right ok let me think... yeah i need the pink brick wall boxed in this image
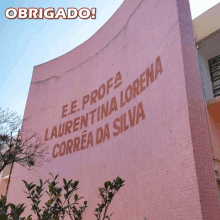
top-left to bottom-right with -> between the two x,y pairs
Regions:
8,0 -> 220,219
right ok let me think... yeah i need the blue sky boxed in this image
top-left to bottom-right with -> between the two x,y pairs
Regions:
1,0 -> 220,117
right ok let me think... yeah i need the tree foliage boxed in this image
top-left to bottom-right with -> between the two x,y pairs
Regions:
0,107 -> 48,173
22,173 -> 87,220
0,174 -> 125,220
94,177 -> 125,220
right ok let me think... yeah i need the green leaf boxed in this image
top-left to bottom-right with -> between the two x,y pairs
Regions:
99,188 -> 102,194
55,174 -> 59,180
29,184 -> 36,191
108,192 -> 113,199
74,194 -> 78,201
73,181 -> 79,188
31,190 -> 35,196
22,180 -> 28,188
9,203 -> 16,210
36,186 -> 41,195
116,176 -> 122,185
104,182 -> 108,190
63,178 -> 67,186
58,187 -> 62,194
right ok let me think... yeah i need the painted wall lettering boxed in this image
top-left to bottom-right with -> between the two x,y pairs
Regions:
44,56 -> 163,158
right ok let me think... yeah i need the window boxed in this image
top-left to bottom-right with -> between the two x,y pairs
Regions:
209,55 -> 220,97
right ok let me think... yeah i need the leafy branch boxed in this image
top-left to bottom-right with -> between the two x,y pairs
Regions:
94,177 -> 125,220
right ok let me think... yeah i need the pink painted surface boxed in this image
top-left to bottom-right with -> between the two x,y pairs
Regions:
8,0 -> 220,219
207,102 -> 220,160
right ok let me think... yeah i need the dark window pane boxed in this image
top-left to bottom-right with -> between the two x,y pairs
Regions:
209,55 -> 220,97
